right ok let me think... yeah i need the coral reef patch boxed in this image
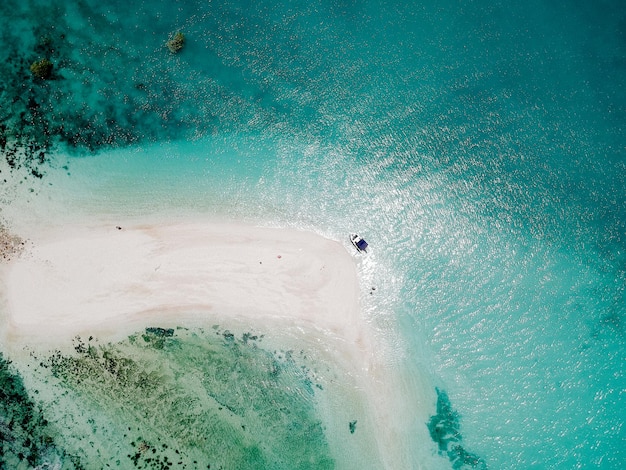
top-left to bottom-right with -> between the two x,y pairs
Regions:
166,32 -> 185,54
29,58 -> 53,80
0,1 -> 257,181
23,326 -> 334,469
0,353 -> 81,469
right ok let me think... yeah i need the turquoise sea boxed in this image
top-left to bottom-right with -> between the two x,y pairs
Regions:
1,0 -> 625,468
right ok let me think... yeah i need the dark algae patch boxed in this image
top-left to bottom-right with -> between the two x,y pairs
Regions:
427,388 -> 487,469
0,352 -> 81,469
349,420 -> 357,434
30,327 -> 334,469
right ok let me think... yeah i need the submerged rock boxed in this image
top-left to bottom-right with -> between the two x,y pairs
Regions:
166,32 -> 185,53
349,420 -> 357,434
145,327 -> 175,337
427,388 -> 487,469
427,388 -> 461,451
29,58 -> 53,80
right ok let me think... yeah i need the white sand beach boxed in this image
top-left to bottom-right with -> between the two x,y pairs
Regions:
1,221 -> 368,349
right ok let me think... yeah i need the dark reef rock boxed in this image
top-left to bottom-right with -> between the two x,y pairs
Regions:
427,388 -> 487,469
0,352 -> 80,468
29,58 -> 53,80
166,31 -> 185,53
142,327 -> 176,350
349,420 -> 357,434
427,388 -> 461,452
145,327 -> 175,337
1,5 -> 208,182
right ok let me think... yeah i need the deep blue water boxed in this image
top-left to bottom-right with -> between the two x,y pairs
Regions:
1,0 -> 625,468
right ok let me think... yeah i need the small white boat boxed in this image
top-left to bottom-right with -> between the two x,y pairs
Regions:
350,234 -> 368,253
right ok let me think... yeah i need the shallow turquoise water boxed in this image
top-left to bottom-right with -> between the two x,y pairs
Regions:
1,0 -> 625,468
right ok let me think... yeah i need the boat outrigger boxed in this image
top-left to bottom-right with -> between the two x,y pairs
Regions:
350,234 -> 368,253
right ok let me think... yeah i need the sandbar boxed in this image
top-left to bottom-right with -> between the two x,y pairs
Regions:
1,221 -> 369,351
0,219 -> 427,468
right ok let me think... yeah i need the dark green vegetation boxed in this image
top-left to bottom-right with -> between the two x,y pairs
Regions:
0,353 -> 81,469
427,388 -> 487,469
35,326 -> 334,469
